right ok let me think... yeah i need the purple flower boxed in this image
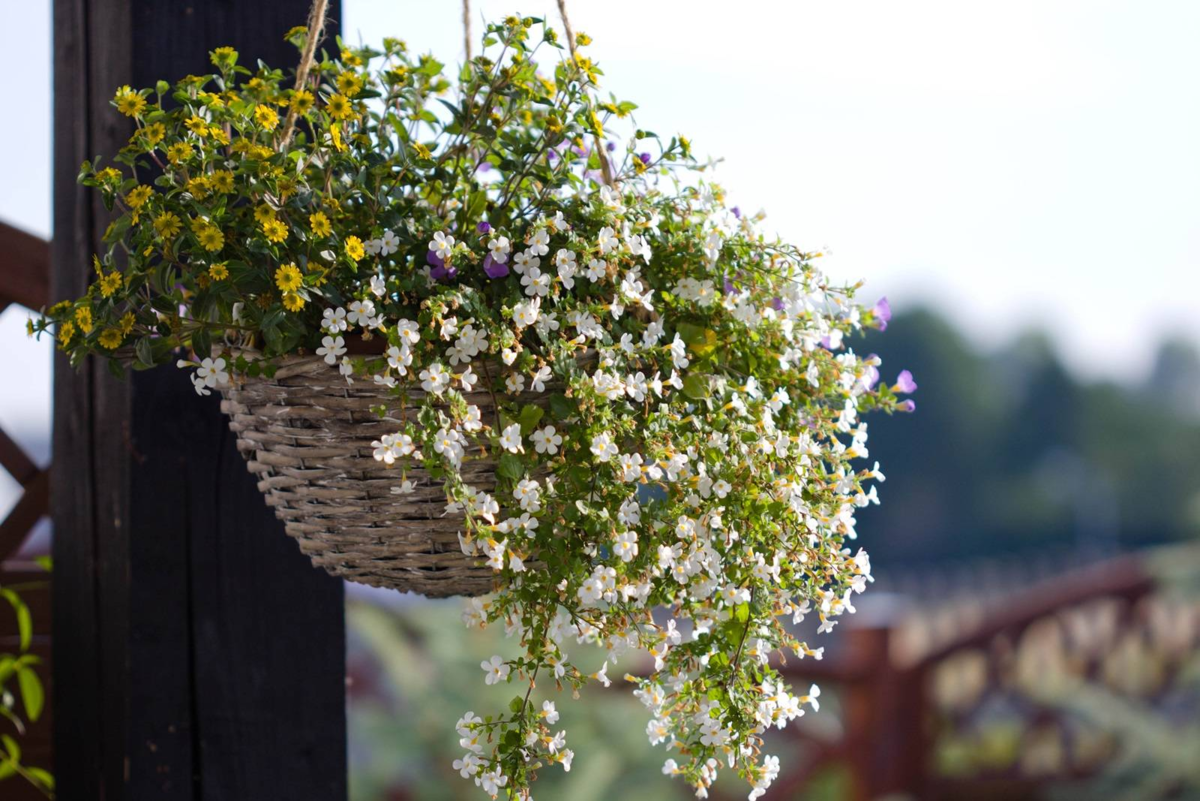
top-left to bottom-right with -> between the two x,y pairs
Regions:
723,278 -> 737,294
482,253 -> 509,279
426,250 -> 445,269
573,145 -> 590,158
605,141 -> 616,152
771,297 -> 785,312
731,206 -> 742,220
898,399 -> 916,413
893,370 -> 918,394
477,221 -> 492,234
638,152 -> 651,165
864,357 -> 881,390
873,296 -> 892,331
430,263 -> 457,282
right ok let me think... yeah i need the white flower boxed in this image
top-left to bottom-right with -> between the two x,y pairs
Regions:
481,655 -> 509,685
369,275 -> 386,297
590,661 -> 611,687
347,299 -> 376,327
196,357 -> 229,387
429,231 -> 455,260
532,425 -> 562,455
512,249 -> 539,274
420,363 -> 451,394
513,297 -> 541,328
585,258 -> 607,281
713,479 -> 731,498
316,335 -> 346,365
549,210 -> 570,232
322,306 -> 348,334
528,227 -> 550,256
378,229 -> 400,256
488,235 -> 511,263
395,318 -> 421,344
459,366 -> 478,392
505,373 -> 526,394
541,700 -> 559,724
339,357 -> 354,384
597,226 -> 619,254
614,530 -> 639,562
386,345 -> 412,376
514,478 -> 541,512
500,423 -> 524,454
530,365 -> 552,393
591,432 -> 618,463
390,479 -> 416,495
521,267 -> 551,297
364,237 -> 382,256
480,770 -> 508,796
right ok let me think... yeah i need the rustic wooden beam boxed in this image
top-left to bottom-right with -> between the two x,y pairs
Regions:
51,2 -> 346,799
0,220 -> 50,311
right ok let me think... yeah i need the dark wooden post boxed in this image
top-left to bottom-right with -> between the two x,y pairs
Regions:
51,2 -> 346,799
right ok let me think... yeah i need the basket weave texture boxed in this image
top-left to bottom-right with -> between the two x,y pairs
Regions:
218,353 -> 497,597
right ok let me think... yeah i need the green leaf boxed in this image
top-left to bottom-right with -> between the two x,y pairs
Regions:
17,667 -> 43,722
0,758 -> 16,780
682,375 -> 710,400
33,556 -> 51,572
1,735 -> 19,762
517,404 -> 544,435
497,453 -> 525,481
734,602 -> 750,623
508,696 -> 525,714
26,767 -> 53,789
0,590 -> 30,652
548,394 -> 575,420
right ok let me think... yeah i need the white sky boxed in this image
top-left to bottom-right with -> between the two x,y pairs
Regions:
2,0 -> 1198,464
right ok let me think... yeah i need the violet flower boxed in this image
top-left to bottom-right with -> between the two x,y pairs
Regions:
873,296 -> 892,331
477,221 -> 492,234
638,152 -> 651,165
482,253 -> 509,279
731,206 -> 742,219
893,370 -> 917,394
898,400 -> 916,412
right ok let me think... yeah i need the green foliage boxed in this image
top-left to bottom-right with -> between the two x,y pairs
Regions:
0,574 -> 53,798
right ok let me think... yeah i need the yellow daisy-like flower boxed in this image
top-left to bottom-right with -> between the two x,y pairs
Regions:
141,122 -> 166,149
153,211 -> 183,239
253,205 -> 276,224
114,86 -> 146,117
166,142 -> 194,164
185,115 -> 209,136
208,263 -> 229,280
254,104 -> 279,131
125,185 -> 153,208
340,49 -> 364,67
98,328 -> 124,349
310,211 -> 332,238
98,271 -> 123,298
210,46 -> 238,68
290,89 -> 314,114
344,236 -> 365,261
209,127 -> 231,146
325,93 -> 355,121
197,225 -> 224,252
282,291 -> 305,312
58,321 -> 76,345
186,176 -> 210,199
275,263 -> 303,292
336,72 -> 363,97
74,306 -> 94,334
262,218 -> 288,243
330,123 -> 346,152
413,142 -> 432,160
96,167 -> 122,183
120,312 -> 136,334
210,170 -> 234,193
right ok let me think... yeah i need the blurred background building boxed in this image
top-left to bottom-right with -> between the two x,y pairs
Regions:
3,1 -> 1199,799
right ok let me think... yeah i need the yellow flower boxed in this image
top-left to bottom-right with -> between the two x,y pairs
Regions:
186,176 -> 211,199
262,218 -> 288,243
74,306 -> 94,334
98,328 -> 124,349
208,263 -> 229,280
141,122 -> 166,149
197,225 -> 224,252
153,211 -> 183,239
413,142 -> 432,160
114,86 -> 146,117
209,127 -> 230,146
330,123 -> 346,152
336,73 -> 363,97
96,167 -> 122,183
210,46 -> 238,68
210,170 -> 234,193
253,205 -> 276,224
290,89 -> 314,114
309,211 -> 332,237
325,93 -> 354,121
98,271 -> 123,298
340,49 -> 364,67
344,236 -> 365,261
185,115 -> 209,136
254,104 -> 279,131
125,185 -> 153,208
166,142 -> 194,164
282,291 -> 305,312
120,312 -> 136,334
275,263 -> 303,292
58,321 -> 76,345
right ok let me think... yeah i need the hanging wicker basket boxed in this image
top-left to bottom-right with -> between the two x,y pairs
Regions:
217,352 -> 498,597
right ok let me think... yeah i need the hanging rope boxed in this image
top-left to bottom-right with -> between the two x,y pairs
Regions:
554,0 -> 613,185
463,0 -> 473,61
280,0 -> 331,149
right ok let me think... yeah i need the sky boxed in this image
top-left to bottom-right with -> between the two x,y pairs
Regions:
2,0 -> 1199,464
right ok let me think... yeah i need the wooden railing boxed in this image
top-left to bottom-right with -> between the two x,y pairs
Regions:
0,219 -> 53,798
763,553 -> 1166,801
